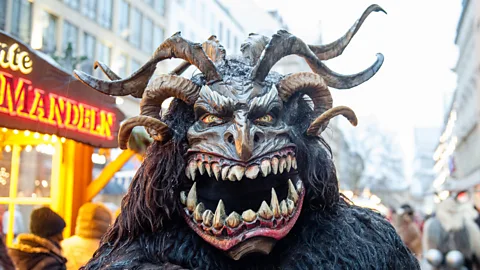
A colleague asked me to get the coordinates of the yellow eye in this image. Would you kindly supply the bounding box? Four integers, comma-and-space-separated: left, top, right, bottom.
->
255, 114, 273, 124
202, 114, 223, 124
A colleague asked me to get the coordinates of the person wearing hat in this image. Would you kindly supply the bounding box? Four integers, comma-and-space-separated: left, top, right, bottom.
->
61, 202, 112, 270
8, 207, 67, 270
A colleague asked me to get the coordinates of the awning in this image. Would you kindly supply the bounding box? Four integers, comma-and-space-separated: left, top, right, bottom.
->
0, 31, 124, 148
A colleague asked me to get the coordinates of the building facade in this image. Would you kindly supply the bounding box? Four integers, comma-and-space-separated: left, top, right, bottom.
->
434, 0, 480, 192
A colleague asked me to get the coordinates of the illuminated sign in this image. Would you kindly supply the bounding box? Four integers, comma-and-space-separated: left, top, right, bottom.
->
0, 30, 124, 148
0, 43, 33, 74
0, 71, 114, 139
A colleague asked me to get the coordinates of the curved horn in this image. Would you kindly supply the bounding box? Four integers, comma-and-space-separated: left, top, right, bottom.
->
306, 106, 358, 135
118, 116, 170, 149
309, 4, 386, 60
202, 35, 226, 63
74, 32, 221, 98
251, 30, 383, 89
240, 33, 270, 65
277, 72, 332, 116
140, 75, 201, 120
94, 61, 121, 80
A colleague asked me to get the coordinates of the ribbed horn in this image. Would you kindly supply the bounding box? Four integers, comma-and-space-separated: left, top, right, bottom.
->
251, 30, 383, 89
240, 33, 270, 65
74, 32, 222, 98
140, 75, 201, 120
93, 61, 121, 80
309, 4, 386, 60
307, 106, 358, 135
118, 116, 170, 150
277, 72, 332, 116
202, 35, 226, 63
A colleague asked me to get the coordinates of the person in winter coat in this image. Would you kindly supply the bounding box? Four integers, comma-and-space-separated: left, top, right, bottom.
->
61, 202, 112, 270
392, 204, 423, 259
0, 233, 14, 270
8, 207, 67, 270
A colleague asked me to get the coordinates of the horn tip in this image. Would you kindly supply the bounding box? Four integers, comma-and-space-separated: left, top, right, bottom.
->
93, 61, 100, 70
370, 4, 387, 14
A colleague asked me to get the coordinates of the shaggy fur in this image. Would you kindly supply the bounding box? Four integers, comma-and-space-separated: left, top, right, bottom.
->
81, 95, 420, 269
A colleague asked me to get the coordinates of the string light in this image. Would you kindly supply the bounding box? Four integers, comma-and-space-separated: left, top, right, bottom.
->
43, 134, 49, 141
25, 145, 32, 152
1, 128, 7, 133
60, 137, 66, 143
4, 145, 11, 153
13, 129, 18, 134
51, 135, 58, 143
34, 132, 40, 139
24, 130, 30, 136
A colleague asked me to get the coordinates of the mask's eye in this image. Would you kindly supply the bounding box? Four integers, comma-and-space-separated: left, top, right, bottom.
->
202, 114, 224, 125
255, 114, 274, 124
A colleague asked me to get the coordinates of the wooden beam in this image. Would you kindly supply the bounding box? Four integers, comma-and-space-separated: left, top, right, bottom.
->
84, 149, 135, 201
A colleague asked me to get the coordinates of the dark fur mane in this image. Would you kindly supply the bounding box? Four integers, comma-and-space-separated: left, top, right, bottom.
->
86, 96, 419, 269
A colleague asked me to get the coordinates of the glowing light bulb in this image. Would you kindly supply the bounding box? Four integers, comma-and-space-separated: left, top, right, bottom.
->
24, 130, 30, 136
51, 135, 58, 143
1, 128, 7, 133
60, 137, 66, 143
34, 132, 40, 139
4, 145, 11, 152
43, 134, 49, 141
25, 145, 32, 152
13, 129, 19, 134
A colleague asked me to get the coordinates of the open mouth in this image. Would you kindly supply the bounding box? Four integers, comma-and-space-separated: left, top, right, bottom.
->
180, 147, 305, 252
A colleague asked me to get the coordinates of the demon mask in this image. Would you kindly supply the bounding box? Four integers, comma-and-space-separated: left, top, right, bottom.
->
75, 4, 384, 260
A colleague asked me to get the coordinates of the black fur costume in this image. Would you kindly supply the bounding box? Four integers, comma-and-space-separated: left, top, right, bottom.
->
76, 5, 420, 269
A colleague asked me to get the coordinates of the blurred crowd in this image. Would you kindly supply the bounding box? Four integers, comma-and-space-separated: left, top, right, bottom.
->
389, 190, 480, 270
0, 202, 113, 270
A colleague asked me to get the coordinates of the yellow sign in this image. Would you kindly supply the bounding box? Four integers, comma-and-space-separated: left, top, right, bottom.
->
0, 43, 33, 74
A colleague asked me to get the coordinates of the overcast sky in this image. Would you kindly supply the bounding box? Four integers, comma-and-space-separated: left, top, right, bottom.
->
252, 0, 461, 182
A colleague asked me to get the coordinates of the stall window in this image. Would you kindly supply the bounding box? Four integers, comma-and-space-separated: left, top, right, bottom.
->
117, 0, 130, 39
81, 32, 96, 74
129, 8, 142, 48
62, 20, 78, 56
41, 12, 58, 55
11, 0, 32, 44
0, 0, 6, 30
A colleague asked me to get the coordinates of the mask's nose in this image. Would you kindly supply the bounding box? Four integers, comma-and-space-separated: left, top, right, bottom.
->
224, 116, 264, 162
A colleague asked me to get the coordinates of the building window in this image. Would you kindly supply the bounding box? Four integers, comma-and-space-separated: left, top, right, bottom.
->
82, 32, 96, 73
226, 29, 231, 49
98, 0, 113, 29
210, 15, 215, 35
141, 17, 153, 53
41, 12, 58, 55
62, 21, 78, 56
153, 26, 164, 48
117, 0, 130, 39
218, 22, 223, 40
64, 0, 79, 10
81, 0, 96, 20
144, 0, 154, 6
178, 22, 185, 35
95, 42, 111, 78
0, 0, 6, 30
154, 0, 165, 16
130, 8, 142, 48
131, 59, 141, 73
234, 36, 238, 51
11, 0, 32, 43
115, 54, 127, 78
200, 2, 206, 26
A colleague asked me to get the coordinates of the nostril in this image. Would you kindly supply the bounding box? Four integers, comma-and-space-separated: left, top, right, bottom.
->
254, 132, 264, 143
225, 133, 235, 145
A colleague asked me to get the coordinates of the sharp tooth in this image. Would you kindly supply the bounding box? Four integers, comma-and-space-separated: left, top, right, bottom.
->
226, 212, 241, 228
189, 161, 197, 181
292, 157, 297, 170
241, 209, 257, 222
288, 179, 299, 203
296, 180, 303, 192
213, 200, 226, 229
221, 166, 230, 181
279, 158, 286, 174
228, 165, 244, 181
287, 199, 295, 215
202, 210, 214, 227
270, 188, 281, 218
197, 161, 205, 175
194, 202, 205, 222
245, 165, 260, 179
286, 155, 292, 172
271, 157, 279, 175
258, 201, 273, 220
180, 191, 187, 205
187, 183, 197, 211
260, 159, 271, 177
185, 167, 191, 179
280, 200, 288, 217
205, 163, 212, 177
212, 163, 221, 180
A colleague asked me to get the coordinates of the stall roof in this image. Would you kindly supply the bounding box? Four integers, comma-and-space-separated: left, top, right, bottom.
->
0, 31, 125, 148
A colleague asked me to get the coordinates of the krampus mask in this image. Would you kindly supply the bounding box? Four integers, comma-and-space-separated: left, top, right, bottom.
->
76, 5, 387, 261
